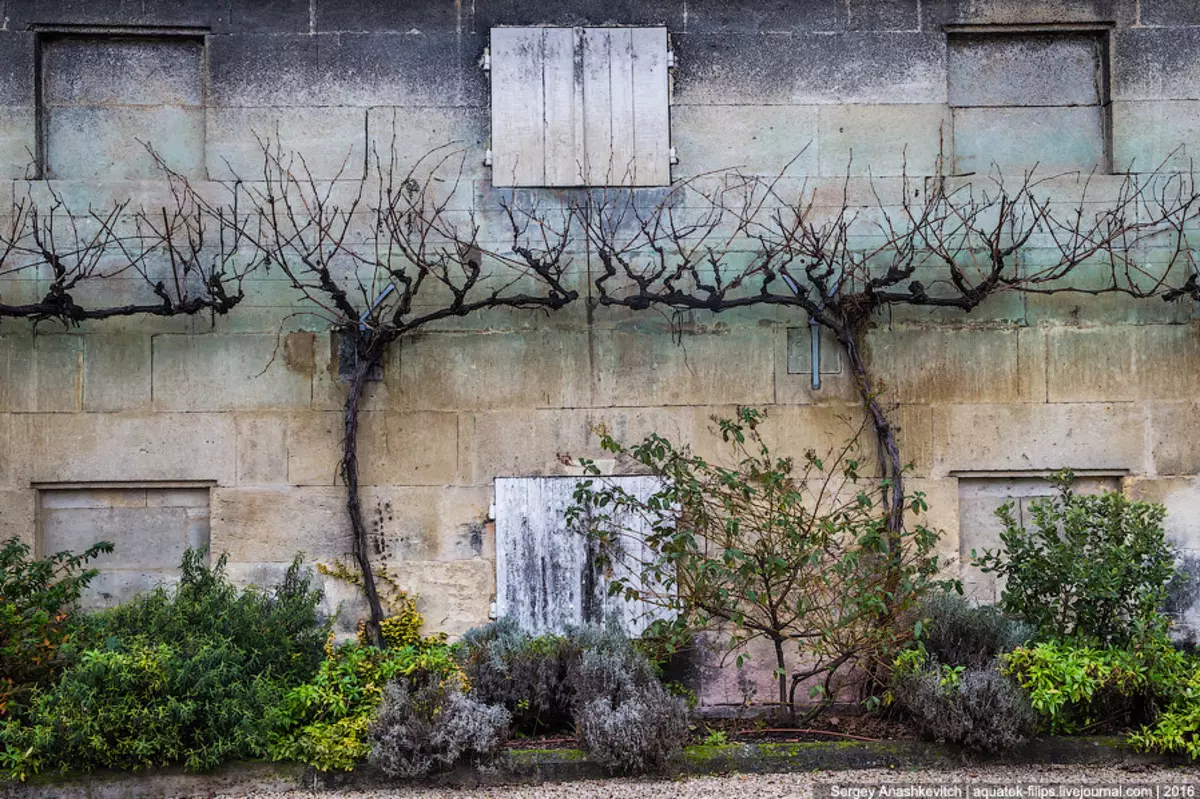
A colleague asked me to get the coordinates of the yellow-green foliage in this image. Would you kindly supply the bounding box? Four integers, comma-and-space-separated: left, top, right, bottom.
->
318, 560, 442, 651
1003, 636, 1185, 735
268, 635, 466, 772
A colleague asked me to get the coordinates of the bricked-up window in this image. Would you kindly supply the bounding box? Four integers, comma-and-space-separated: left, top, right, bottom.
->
37, 485, 211, 609
956, 474, 1120, 603
489, 27, 671, 187
948, 31, 1110, 175
40, 35, 205, 180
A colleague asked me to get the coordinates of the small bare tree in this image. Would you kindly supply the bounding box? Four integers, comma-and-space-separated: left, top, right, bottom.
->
158, 133, 580, 643
570, 154, 1200, 573
0, 175, 249, 324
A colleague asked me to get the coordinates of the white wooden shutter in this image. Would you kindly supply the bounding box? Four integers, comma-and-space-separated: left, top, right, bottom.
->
490, 27, 670, 188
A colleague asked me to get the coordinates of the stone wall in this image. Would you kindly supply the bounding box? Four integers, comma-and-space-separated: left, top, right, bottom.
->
2, 0, 1200, 705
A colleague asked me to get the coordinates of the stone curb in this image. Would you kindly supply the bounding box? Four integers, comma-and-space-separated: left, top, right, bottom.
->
1, 738, 1182, 798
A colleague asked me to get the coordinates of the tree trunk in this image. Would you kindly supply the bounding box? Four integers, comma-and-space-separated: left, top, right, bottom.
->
838, 326, 905, 551
774, 636, 789, 718
342, 344, 386, 647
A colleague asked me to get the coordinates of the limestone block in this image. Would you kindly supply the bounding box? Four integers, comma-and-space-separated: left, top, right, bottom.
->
18, 335, 83, 413
952, 106, 1105, 175
672, 32, 947, 106
1141, 0, 1200, 25
365, 106, 489, 184
151, 333, 314, 411
932, 403, 1146, 475
683, 0, 844, 32
42, 37, 204, 107
206, 106, 368, 180
848, 0, 919, 31
0, 490, 35, 547
670, 105, 819, 178
235, 413, 290, 485
286, 410, 460, 486
590, 328, 775, 408
1112, 28, 1200, 102
209, 486, 352, 562
774, 322, 862, 406
1017, 327, 1047, 402
461, 409, 590, 485
78, 571, 182, 610
1150, 402, 1200, 475
359, 485, 492, 563
42, 505, 202, 570
1047, 325, 1200, 403
0, 106, 35, 178
865, 328, 1021, 405
925, 0, 1123, 26
387, 559, 495, 638
0, 32, 35, 106
0, 415, 17, 489
907, 477, 961, 570
948, 33, 1102, 108
84, 334, 152, 412
1127, 476, 1200, 549
818, 105, 950, 177
45, 106, 206, 181
1112, 100, 1200, 172
395, 331, 591, 411
209, 31, 477, 108
24, 412, 236, 485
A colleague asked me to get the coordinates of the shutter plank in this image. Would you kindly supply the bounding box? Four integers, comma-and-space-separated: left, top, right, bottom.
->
630, 27, 670, 186
581, 28, 614, 185
491, 27, 545, 187
608, 28, 637, 185
543, 27, 583, 186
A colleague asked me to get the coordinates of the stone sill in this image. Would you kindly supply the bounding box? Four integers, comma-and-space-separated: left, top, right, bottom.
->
1, 738, 1186, 798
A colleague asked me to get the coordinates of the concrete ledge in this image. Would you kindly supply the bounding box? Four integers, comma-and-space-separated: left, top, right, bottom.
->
1, 738, 1183, 797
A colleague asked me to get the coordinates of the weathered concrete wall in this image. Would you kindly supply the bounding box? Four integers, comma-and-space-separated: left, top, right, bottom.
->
2, 0, 1200, 707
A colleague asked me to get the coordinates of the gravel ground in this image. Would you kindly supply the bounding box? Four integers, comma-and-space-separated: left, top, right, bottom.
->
233, 764, 1200, 799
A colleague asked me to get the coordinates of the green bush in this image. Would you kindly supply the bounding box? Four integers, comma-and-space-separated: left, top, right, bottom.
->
268, 641, 464, 772
1, 641, 285, 777
0, 537, 112, 718
1002, 636, 1186, 734
0, 551, 327, 781
1129, 661, 1200, 758
84, 551, 327, 685
972, 472, 1178, 646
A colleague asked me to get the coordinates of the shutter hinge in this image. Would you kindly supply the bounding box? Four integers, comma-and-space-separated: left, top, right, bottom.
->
484, 148, 493, 166
481, 48, 491, 72
669, 146, 679, 165
667, 49, 676, 68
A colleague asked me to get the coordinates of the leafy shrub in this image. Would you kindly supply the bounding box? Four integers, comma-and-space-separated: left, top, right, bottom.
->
0, 537, 112, 717
85, 551, 327, 685
0, 551, 327, 781
269, 641, 465, 772
568, 408, 955, 713
1003, 636, 1186, 734
892, 654, 1034, 752
1129, 661, 1200, 758
369, 677, 510, 778
972, 472, 1178, 646
459, 620, 688, 773
917, 593, 1032, 669
1, 640, 285, 778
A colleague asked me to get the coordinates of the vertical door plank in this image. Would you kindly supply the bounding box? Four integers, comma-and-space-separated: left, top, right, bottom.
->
607, 28, 637, 185
630, 27, 670, 186
581, 28, 614, 186
491, 27, 545, 186
542, 27, 582, 186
